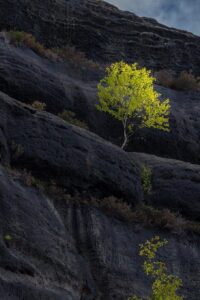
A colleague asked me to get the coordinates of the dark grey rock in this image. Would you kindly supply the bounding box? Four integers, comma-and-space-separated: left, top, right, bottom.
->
1, 39, 200, 165
0, 2, 199, 298
0, 165, 199, 299
0, 90, 141, 203
131, 152, 200, 221
128, 86, 200, 165
0, 0, 200, 73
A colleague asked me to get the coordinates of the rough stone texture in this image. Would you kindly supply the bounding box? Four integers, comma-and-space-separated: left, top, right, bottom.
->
131, 152, 200, 221
0, 90, 141, 203
0, 38, 200, 165
129, 86, 200, 165
0, 86, 200, 219
0, 165, 199, 300
0, 1, 200, 299
0, 0, 200, 73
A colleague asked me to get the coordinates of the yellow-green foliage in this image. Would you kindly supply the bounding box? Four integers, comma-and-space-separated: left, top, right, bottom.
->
97, 62, 170, 149
58, 110, 88, 129
4, 234, 12, 241
141, 165, 152, 195
31, 101, 46, 111
129, 236, 183, 300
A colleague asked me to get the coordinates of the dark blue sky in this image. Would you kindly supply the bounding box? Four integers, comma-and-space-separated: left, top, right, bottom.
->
107, 0, 200, 36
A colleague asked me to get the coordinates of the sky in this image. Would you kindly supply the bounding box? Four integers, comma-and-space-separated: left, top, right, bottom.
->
106, 0, 200, 36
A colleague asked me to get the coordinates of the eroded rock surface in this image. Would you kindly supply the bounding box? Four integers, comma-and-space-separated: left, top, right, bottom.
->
0, 0, 200, 73
0, 39, 200, 165
132, 152, 200, 221
0, 91, 141, 202
0, 166, 199, 300
0, 1, 200, 299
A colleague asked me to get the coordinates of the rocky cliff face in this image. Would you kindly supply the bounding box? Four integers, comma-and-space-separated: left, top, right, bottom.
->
0, 0, 200, 299
0, 162, 200, 300
1, 0, 200, 73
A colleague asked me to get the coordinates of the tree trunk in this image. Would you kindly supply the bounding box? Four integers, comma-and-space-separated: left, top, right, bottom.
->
121, 122, 128, 149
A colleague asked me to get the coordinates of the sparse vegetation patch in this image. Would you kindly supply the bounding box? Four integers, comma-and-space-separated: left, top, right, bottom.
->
129, 236, 183, 300
58, 110, 89, 129
31, 101, 46, 111
4, 31, 99, 70
7, 166, 200, 235
141, 165, 152, 195
155, 69, 200, 91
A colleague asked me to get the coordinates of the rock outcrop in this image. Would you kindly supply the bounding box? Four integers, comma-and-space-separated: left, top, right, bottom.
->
0, 91, 141, 202
132, 152, 200, 221
0, 165, 199, 300
0, 0, 200, 73
0, 38, 200, 165
0, 1, 200, 299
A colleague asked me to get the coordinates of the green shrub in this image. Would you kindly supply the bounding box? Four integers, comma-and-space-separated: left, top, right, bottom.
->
7, 31, 48, 56
4, 234, 12, 241
31, 101, 46, 111
58, 110, 88, 129
129, 236, 183, 300
141, 165, 152, 195
7, 31, 25, 44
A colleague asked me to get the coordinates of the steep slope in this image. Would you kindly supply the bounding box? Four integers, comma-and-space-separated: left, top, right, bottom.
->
0, 37, 200, 165
0, 0, 200, 73
0, 1, 200, 299
0, 90, 199, 299
0, 164, 199, 300
0, 91, 141, 202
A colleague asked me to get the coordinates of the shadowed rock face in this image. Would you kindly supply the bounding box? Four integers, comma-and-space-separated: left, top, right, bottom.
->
0, 1, 200, 299
131, 153, 200, 221
0, 0, 200, 73
0, 91, 141, 203
0, 38, 200, 165
1, 89, 200, 222
128, 86, 200, 164
0, 165, 199, 300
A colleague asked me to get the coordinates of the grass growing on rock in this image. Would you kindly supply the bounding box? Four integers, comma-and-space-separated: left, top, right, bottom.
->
4, 31, 99, 70
155, 69, 200, 91
58, 110, 89, 129
7, 167, 200, 236
141, 165, 152, 195
31, 101, 46, 111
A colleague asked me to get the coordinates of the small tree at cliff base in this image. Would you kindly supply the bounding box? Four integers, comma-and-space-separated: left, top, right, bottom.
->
97, 62, 170, 149
129, 236, 183, 300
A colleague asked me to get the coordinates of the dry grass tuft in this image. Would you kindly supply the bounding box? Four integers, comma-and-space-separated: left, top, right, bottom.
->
52, 46, 99, 70
31, 101, 46, 111
6, 167, 200, 235
5, 31, 99, 70
58, 110, 89, 129
155, 69, 200, 91
170, 71, 200, 91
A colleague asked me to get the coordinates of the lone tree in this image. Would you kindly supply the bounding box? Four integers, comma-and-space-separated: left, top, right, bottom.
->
97, 62, 170, 149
